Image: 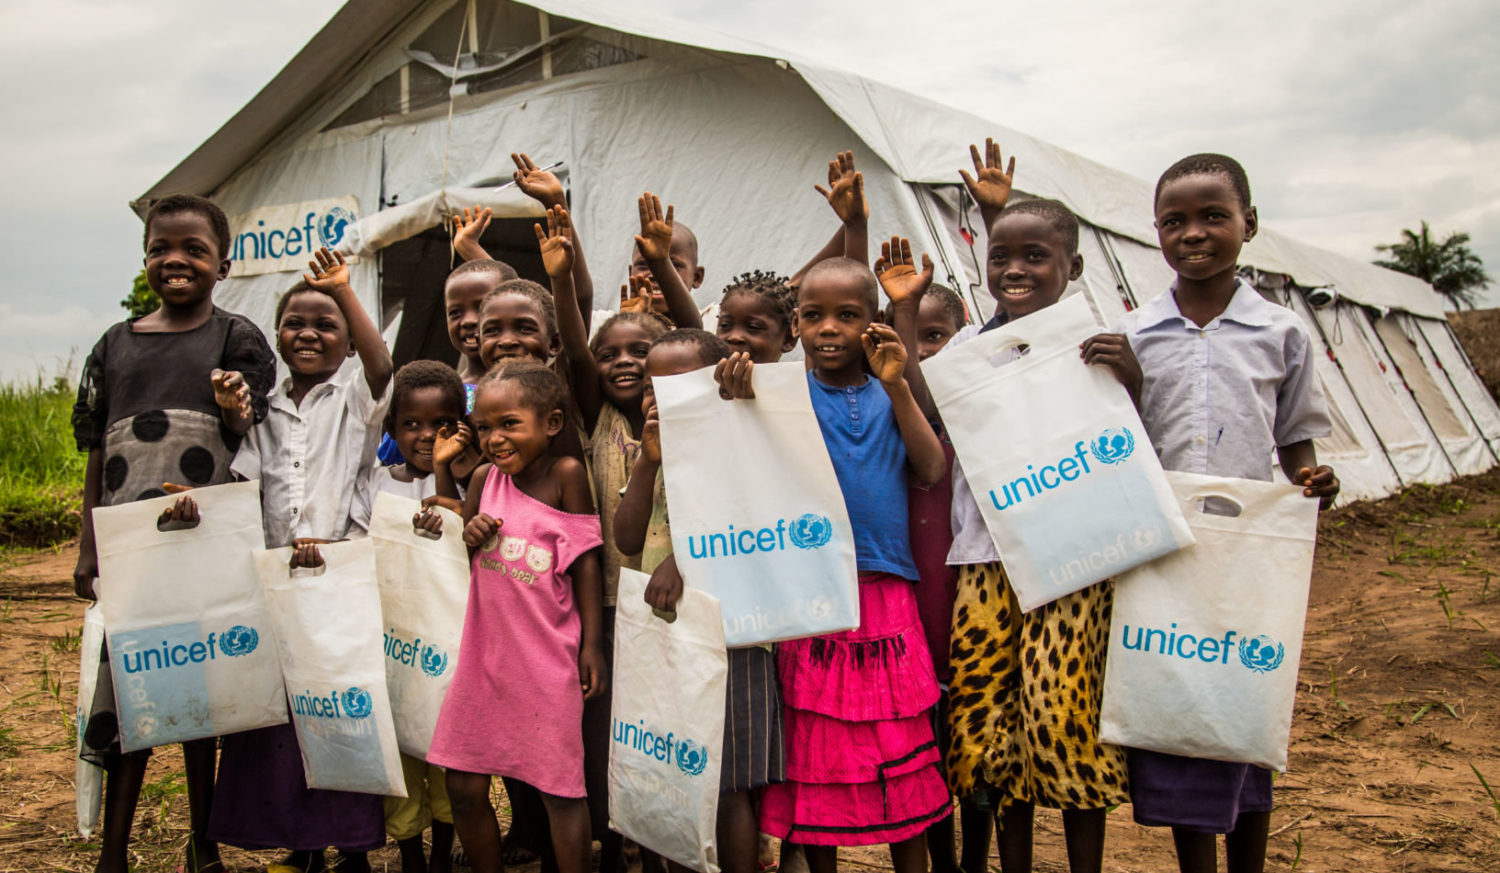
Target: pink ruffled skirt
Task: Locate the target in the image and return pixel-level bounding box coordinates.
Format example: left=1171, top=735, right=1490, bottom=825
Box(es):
left=761, top=573, right=951, bottom=846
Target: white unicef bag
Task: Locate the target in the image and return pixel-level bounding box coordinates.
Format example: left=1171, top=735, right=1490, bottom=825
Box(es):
left=256, top=538, right=406, bottom=796
left=368, top=491, right=469, bottom=759
left=1099, top=471, right=1319, bottom=771
left=654, top=362, right=858, bottom=645
left=92, top=480, right=288, bottom=751
left=923, top=294, right=1194, bottom=611
left=75, top=604, right=105, bottom=837
left=609, top=568, right=726, bottom=873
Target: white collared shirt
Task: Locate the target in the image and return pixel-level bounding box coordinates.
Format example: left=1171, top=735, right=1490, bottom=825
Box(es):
left=232, top=370, right=389, bottom=548
left=1116, top=280, right=1331, bottom=481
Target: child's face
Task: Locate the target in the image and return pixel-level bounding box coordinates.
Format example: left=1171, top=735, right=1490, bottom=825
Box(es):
left=143, top=211, right=229, bottom=311
left=277, top=291, right=353, bottom=379
left=629, top=234, right=703, bottom=315
left=642, top=342, right=709, bottom=417
left=915, top=296, right=961, bottom=361
left=446, top=273, right=498, bottom=364
left=1154, top=173, right=1258, bottom=284
left=392, top=386, right=462, bottom=474
left=594, top=322, right=655, bottom=409
left=470, top=381, right=562, bottom=475
left=797, top=273, right=875, bottom=376
left=985, top=212, right=1083, bottom=320
left=716, top=291, right=794, bottom=364
left=479, top=293, right=558, bottom=369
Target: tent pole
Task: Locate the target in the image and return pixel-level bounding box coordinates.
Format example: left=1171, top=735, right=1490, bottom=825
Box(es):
left=911, top=183, right=978, bottom=319
left=1301, top=293, right=1405, bottom=490
left=1414, top=317, right=1500, bottom=465
left=1365, top=310, right=1462, bottom=480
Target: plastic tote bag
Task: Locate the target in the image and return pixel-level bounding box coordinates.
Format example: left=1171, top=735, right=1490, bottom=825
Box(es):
left=922, top=294, right=1194, bottom=611
left=609, top=568, right=726, bottom=873
left=75, top=604, right=105, bottom=837
left=368, top=491, right=469, bottom=759
left=654, top=361, right=858, bottom=645
left=257, top=537, right=406, bottom=796
left=1099, top=471, right=1319, bottom=771
left=92, top=479, right=288, bottom=752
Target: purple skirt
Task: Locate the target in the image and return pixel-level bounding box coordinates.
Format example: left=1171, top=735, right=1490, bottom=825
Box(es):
left=1127, top=748, right=1271, bottom=834
left=209, top=722, right=384, bottom=851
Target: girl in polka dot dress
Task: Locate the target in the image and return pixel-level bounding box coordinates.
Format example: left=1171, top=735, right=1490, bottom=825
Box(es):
left=72, top=194, right=276, bottom=873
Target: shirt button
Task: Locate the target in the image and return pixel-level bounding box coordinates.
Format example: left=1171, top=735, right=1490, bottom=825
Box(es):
left=1196, top=435, right=1205, bottom=444
left=293, top=461, right=300, bottom=468
left=292, top=507, right=299, bottom=514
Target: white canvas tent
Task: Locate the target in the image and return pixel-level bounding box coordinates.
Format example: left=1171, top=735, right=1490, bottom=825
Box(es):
left=135, top=0, right=1500, bottom=505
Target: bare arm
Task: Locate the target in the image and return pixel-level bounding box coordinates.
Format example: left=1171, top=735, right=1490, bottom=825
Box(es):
left=73, top=449, right=103, bottom=600
left=635, top=194, right=701, bottom=329
left=863, top=323, right=944, bottom=485
left=512, top=153, right=595, bottom=328
left=790, top=226, right=845, bottom=289
left=559, top=457, right=606, bottom=699
left=537, top=206, right=604, bottom=431
left=959, top=138, right=1016, bottom=234
left=614, top=456, right=660, bottom=555
left=303, top=248, right=394, bottom=399
left=875, top=236, right=937, bottom=419
left=1277, top=440, right=1340, bottom=509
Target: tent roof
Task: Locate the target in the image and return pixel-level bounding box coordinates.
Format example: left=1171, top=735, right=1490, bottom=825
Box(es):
left=135, top=0, right=1449, bottom=320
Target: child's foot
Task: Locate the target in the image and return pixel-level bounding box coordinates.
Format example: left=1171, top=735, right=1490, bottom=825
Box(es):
left=500, top=830, right=539, bottom=866
left=185, top=835, right=225, bottom=873
left=329, top=851, right=371, bottom=873
left=451, top=843, right=471, bottom=870
left=269, top=851, right=326, bottom=873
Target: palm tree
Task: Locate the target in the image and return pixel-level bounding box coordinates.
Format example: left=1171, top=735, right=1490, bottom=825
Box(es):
left=1374, top=222, right=1492, bottom=310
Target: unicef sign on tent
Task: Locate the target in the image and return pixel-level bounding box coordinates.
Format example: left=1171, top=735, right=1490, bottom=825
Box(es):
left=228, top=197, right=359, bottom=277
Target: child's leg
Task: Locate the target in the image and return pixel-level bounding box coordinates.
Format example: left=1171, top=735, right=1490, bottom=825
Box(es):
left=446, top=770, right=502, bottom=873
left=888, top=835, right=928, bottom=873
left=97, top=750, right=150, bottom=873
left=994, top=802, right=1034, bottom=873
left=431, top=820, right=456, bottom=873
left=1060, top=808, right=1106, bottom=873
left=182, top=738, right=222, bottom=873
left=397, top=835, right=427, bottom=873
left=958, top=799, right=992, bottom=873
left=923, top=808, right=958, bottom=873
left=802, top=845, right=837, bottom=873
left=536, top=792, right=591, bottom=873
left=1170, top=828, right=1218, bottom=873
left=499, top=777, right=546, bottom=864
left=1224, top=811, right=1269, bottom=873
left=716, top=789, right=759, bottom=873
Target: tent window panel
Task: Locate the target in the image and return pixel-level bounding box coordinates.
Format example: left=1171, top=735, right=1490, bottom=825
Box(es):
left=1420, top=320, right=1500, bottom=439
left=469, top=36, right=642, bottom=95
left=1374, top=316, right=1469, bottom=440
left=1317, top=308, right=1424, bottom=447
left=1316, top=376, right=1365, bottom=457
left=325, top=63, right=453, bottom=130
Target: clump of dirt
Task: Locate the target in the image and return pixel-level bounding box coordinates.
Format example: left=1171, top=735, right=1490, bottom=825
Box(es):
left=1449, top=308, right=1500, bottom=404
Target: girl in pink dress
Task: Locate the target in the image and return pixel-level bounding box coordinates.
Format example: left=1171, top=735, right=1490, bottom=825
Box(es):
left=427, top=360, right=606, bottom=873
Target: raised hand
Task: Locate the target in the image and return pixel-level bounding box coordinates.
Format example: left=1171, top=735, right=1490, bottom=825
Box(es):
left=452, top=206, right=493, bottom=262
left=635, top=194, right=675, bottom=262
left=959, top=138, right=1017, bottom=222
left=534, top=204, right=575, bottom=278
left=862, top=322, right=908, bottom=385
left=463, top=512, right=501, bottom=550
left=210, top=368, right=251, bottom=416
left=303, top=247, right=352, bottom=296
left=714, top=351, right=756, bottom=400
left=511, top=152, right=566, bottom=208
left=433, top=422, right=474, bottom=466
left=619, top=273, right=652, bottom=315
left=1297, top=465, right=1341, bottom=509
left=814, top=150, right=868, bottom=225
left=873, top=236, right=934, bottom=307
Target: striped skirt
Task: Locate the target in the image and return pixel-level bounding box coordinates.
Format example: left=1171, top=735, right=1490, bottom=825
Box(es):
left=723, top=645, right=785, bottom=793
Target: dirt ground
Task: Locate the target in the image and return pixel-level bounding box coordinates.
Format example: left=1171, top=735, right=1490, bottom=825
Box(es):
left=3, top=473, right=1499, bottom=873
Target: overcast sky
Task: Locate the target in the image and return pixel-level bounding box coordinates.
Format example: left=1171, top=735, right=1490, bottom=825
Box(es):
left=2, top=0, right=1495, bottom=382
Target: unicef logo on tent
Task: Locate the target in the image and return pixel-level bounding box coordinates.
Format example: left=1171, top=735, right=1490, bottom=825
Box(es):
left=1237, top=635, right=1285, bottom=673
left=788, top=514, right=833, bottom=549
left=219, top=625, right=259, bottom=657
left=420, top=644, right=449, bottom=678
left=341, top=686, right=374, bottom=718
left=676, top=738, right=709, bottom=776
left=1088, top=428, right=1135, bottom=465
left=318, top=206, right=355, bottom=248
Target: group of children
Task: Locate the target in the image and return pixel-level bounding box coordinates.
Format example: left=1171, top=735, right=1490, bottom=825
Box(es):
left=73, top=144, right=1338, bottom=873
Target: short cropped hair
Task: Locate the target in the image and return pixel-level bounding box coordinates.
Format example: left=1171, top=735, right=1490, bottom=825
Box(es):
left=476, top=357, right=567, bottom=417
left=886, top=283, right=967, bottom=328
left=998, top=199, right=1080, bottom=257
left=1155, top=153, right=1253, bottom=212
left=654, top=328, right=732, bottom=368
left=672, top=222, right=699, bottom=266
left=273, top=279, right=315, bottom=327
left=144, top=194, right=231, bottom=260
left=385, top=360, right=466, bottom=434
left=449, top=258, right=519, bottom=287
left=721, top=270, right=796, bottom=333
left=589, top=311, right=669, bottom=358
left=482, top=278, right=557, bottom=335
left=800, top=257, right=880, bottom=314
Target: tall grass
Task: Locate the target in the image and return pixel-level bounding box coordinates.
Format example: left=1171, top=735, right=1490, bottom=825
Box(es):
left=0, top=375, right=84, bottom=547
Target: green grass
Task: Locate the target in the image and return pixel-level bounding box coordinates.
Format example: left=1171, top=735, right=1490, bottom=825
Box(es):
left=0, top=374, right=83, bottom=547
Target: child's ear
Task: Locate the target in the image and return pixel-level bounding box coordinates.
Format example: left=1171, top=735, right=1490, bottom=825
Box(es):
left=781, top=330, right=797, bottom=354
left=545, top=408, right=565, bottom=437
left=217, top=258, right=232, bottom=281
left=692, top=266, right=705, bottom=289
left=548, top=331, right=563, bottom=358
left=346, top=342, right=357, bottom=359
left=1243, top=206, right=1259, bottom=243
left=1068, top=253, right=1085, bottom=281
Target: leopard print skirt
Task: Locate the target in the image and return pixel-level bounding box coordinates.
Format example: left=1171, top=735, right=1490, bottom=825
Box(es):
left=945, top=561, right=1129, bottom=811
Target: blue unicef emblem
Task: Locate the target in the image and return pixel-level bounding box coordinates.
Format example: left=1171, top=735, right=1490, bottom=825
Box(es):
left=1237, top=635, right=1285, bottom=673
left=219, top=625, right=259, bottom=657
left=341, top=686, right=374, bottom=719
left=1089, top=427, right=1136, bottom=465
left=318, top=206, right=355, bottom=248
left=420, top=644, right=449, bottom=678
left=676, top=738, right=709, bottom=777
left=788, top=514, right=833, bottom=550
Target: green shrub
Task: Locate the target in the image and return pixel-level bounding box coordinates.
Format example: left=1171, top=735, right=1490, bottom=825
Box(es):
left=0, top=375, right=84, bottom=548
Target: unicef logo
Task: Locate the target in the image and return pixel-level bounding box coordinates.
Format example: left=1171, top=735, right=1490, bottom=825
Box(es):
left=788, top=514, right=833, bottom=550
left=1237, top=635, right=1285, bottom=673
left=219, top=625, right=259, bottom=657
left=676, top=738, right=709, bottom=777
left=341, top=686, right=374, bottom=719
left=420, top=644, right=449, bottom=678
left=1089, top=428, right=1135, bottom=465
left=318, top=206, right=355, bottom=248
